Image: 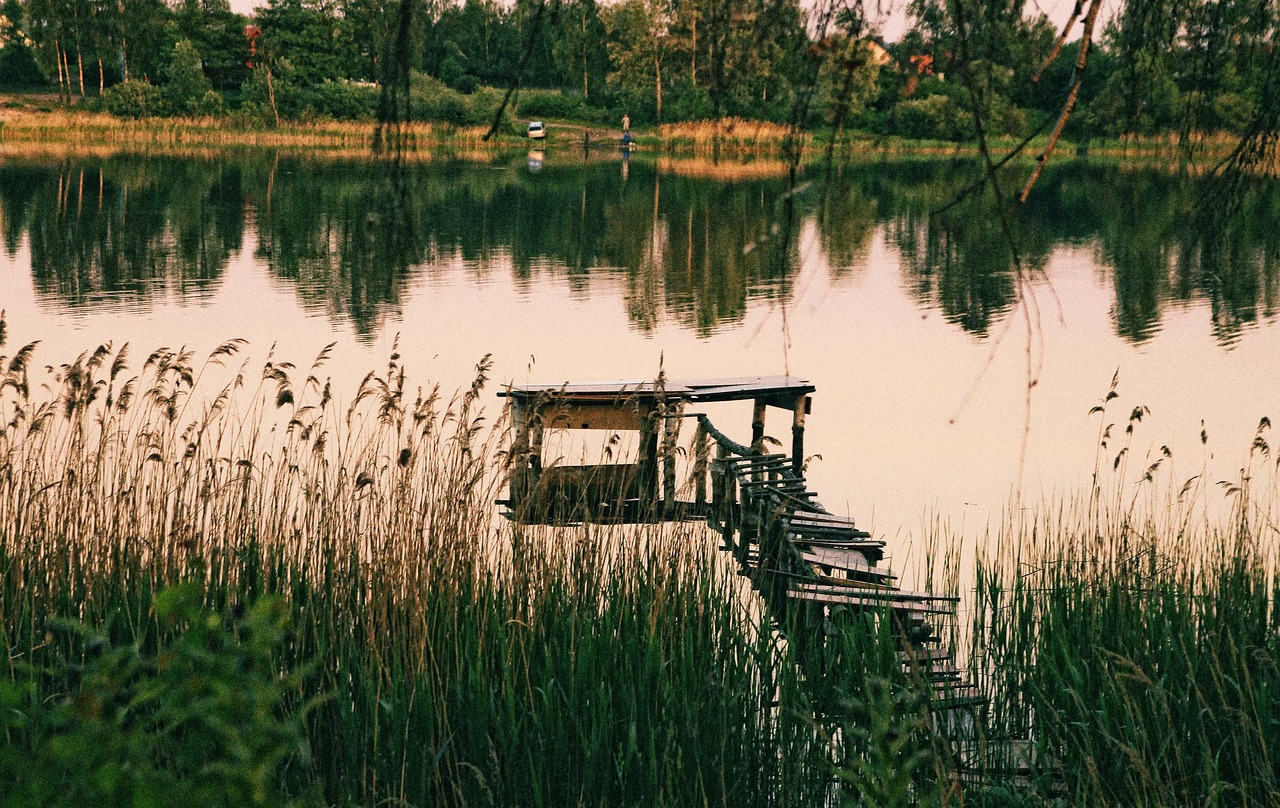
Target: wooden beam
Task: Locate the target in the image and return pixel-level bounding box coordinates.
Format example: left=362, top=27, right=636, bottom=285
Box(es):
left=791, top=393, right=808, bottom=476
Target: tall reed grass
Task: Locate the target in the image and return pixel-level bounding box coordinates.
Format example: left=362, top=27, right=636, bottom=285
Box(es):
left=0, top=325, right=926, bottom=805
left=6, top=320, right=1275, bottom=805
left=967, top=388, right=1280, bottom=805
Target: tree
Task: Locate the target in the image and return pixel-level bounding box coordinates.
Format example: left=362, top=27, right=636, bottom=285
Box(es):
left=176, top=0, right=249, bottom=89
left=551, top=0, right=607, bottom=97
left=255, top=0, right=348, bottom=86
left=603, top=0, right=671, bottom=122
left=163, top=38, right=222, bottom=115
left=0, top=0, right=45, bottom=86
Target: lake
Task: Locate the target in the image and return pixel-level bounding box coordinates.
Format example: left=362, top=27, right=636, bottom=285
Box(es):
left=1, top=148, right=1277, bottom=540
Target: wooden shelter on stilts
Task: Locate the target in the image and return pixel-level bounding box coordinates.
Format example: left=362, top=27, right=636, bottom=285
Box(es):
left=499, top=375, right=987, bottom=782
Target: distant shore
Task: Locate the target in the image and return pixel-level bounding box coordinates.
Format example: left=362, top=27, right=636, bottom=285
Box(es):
left=0, top=98, right=1262, bottom=167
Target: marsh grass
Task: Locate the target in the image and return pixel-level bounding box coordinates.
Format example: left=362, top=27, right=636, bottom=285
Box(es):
left=0, top=110, right=501, bottom=156
left=0, top=327, right=915, bottom=806
left=6, top=320, right=1276, bottom=805
left=967, top=391, right=1280, bottom=805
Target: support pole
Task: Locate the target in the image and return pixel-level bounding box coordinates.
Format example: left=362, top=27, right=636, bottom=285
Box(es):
left=693, top=421, right=709, bottom=510
left=661, top=405, right=680, bottom=519
left=791, top=394, right=809, bottom=477
left=751, top=399, right=767, bottom=454
left=638, top=403, right=659, bottom=516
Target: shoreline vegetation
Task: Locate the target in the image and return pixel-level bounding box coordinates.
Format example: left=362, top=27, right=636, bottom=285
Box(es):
left=2, top=328, right=1277, bottom=805
left=0, top=104, right=1268, bottom=169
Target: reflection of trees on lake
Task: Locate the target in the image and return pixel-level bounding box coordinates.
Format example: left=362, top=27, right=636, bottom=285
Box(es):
left=250, top=158, right=428, bottom=338
left=874, top=162, right=1035, bottom=336
left=2, top=155, right=1276, bottom=345
left=0, top=159, right=241, bottom=307
left=839, top=160, right=1280, bottom=345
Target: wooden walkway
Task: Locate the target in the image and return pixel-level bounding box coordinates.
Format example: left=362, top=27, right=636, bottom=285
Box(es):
left=694, top=416, right=985, bottom=722
left=499, top=375, right=987, bottom=749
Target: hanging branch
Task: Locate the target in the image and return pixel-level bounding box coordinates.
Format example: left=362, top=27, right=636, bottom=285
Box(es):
left=482, top=0, right=554, bottom=142
left=374, top=0, right=417, bottom=155
left=1016, top=0, right=1103, bottom=204
left=1032, top=0, right=1086, bottom=84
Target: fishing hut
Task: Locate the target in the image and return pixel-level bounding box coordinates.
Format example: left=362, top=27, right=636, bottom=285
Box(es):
left=500, top=376, right=814, bottom=524
left=498, top=375, right=985, bottom=774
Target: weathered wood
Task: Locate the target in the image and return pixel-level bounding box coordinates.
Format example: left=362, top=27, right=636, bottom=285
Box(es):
left=899, top=647, right=953, bottom=664
left=541, top=402, right=647, bottom=431
left=662, top=408, right=680, bottom=519
left=751, top=399, right=767, bottom=454
left=693, top=422, right=709, bottom=508
left=789, top=511, right=860, bottom=527
left=791, top=393, right=808, bottom=477
left=786, top=588, right=942, bottom=617
left=799, top=545, right=879, bottom=572
left=789, top=582, right=959, bottom=606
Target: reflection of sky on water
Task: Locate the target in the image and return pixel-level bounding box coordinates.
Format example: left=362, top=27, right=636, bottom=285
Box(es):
left=1, top=153, right=1278, bottom=549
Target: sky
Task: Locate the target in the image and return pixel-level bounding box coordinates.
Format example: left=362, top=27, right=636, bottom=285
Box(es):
left=223, top=0, right=1115, bottom=45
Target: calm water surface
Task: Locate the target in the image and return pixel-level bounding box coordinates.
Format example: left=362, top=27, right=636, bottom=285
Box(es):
left=2, top=149, right=1277, bottom=540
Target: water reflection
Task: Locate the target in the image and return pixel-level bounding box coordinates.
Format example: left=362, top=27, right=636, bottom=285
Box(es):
left=1, top=160, right=241, bottom=307
left=1, top=154, right=1277, bottom=345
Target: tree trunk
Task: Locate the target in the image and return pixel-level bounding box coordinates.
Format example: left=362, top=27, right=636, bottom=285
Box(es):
left=654, top=49, right=662, bottom=123
left=58, top=42, right=72, bottom=103
left=98, top=57, right=105, bottom=95
left=77, top=47, right=86, bottom=97
left=581, top=13, right=588, bottom=96
left=266, top=66, right=280, bottom=126
left=691, top=14, right=697, bottom=87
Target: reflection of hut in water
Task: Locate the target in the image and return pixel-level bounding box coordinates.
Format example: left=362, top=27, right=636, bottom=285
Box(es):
left=500, top=376, right=813, bottom=524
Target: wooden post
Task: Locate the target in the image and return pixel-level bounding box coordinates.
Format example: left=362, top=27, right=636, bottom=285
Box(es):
left=529, top=410, right=544, bottom=493
left=511, top=400, right=530, bottom=509
left=693, top=421, right=709, bottom=510
left=791, top=394, right=809, bottom=477
left=638, top=402, right=659, bottom=516
left=661, top=405, right=680, bottom=519
left=751, top=399, right=767, bottom=454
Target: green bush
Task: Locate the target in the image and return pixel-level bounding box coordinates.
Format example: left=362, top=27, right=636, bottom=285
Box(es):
left=0, top=584, right=315, bottom=806
left=300, top=80, right=378, bottom=121
left=891, top=94, right=969, bottom=141
left=165, top=39, right=219, bottom=117
left=515, top=89, right=588, bottom=121
left=409, top=72, right=505, bottom=127
left=103, top=79, right=165, bottom=118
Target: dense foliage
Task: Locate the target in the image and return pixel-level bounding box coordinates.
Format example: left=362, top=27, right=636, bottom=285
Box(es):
left=1, top=0, right=1277, bottom=139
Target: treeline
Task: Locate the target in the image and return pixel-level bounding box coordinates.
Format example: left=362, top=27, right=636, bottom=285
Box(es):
left=0, top=0, right=1276, bottom=138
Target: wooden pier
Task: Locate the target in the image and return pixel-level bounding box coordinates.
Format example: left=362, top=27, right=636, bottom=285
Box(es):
left=499, top=376, right=983, bottom=745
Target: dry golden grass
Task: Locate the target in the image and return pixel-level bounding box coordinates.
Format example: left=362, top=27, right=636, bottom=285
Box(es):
left=0, top=110, right=501, bottom=158
left=656, top=156, right=792, bottom=180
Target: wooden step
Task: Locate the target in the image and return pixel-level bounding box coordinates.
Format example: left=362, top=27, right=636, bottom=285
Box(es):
left=803, top=542, right=885, bottom=576
left=789, top=582, right=958, bottom=609
left=787, top=588, right=955, bottom=617
left=899, top=647, right=952, bottom=664
left=930, top=684, right=986, bottom=707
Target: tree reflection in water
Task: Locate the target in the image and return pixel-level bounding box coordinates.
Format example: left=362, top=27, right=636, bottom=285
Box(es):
left=0, top=154, right=1276, bottom=346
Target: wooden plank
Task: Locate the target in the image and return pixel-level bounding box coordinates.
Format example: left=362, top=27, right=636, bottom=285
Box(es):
left=899, top=648, right=952, bottom=664
left=931, top=686, right=986, bottom=706
left=786, top=588, right=953, bottom=616
left=800, top=545, right=878, bottom=571
left=501, top=381, right=693, bottom=398
left=541, top=402, right=647, bottom=431
left=788, top=522, right=872, bottom=540
left=791, top=536, right=885, bottom=551
left=790, top=511, right=860, bottom=527
left=789, top=582, right=959, bottom=605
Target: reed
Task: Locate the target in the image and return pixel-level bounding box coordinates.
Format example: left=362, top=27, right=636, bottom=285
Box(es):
left=966, top=390, right=1280, bottom=805
left=0, top=327, right=905, bottom=805
left=6, top=321, right=1274, bottom=805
